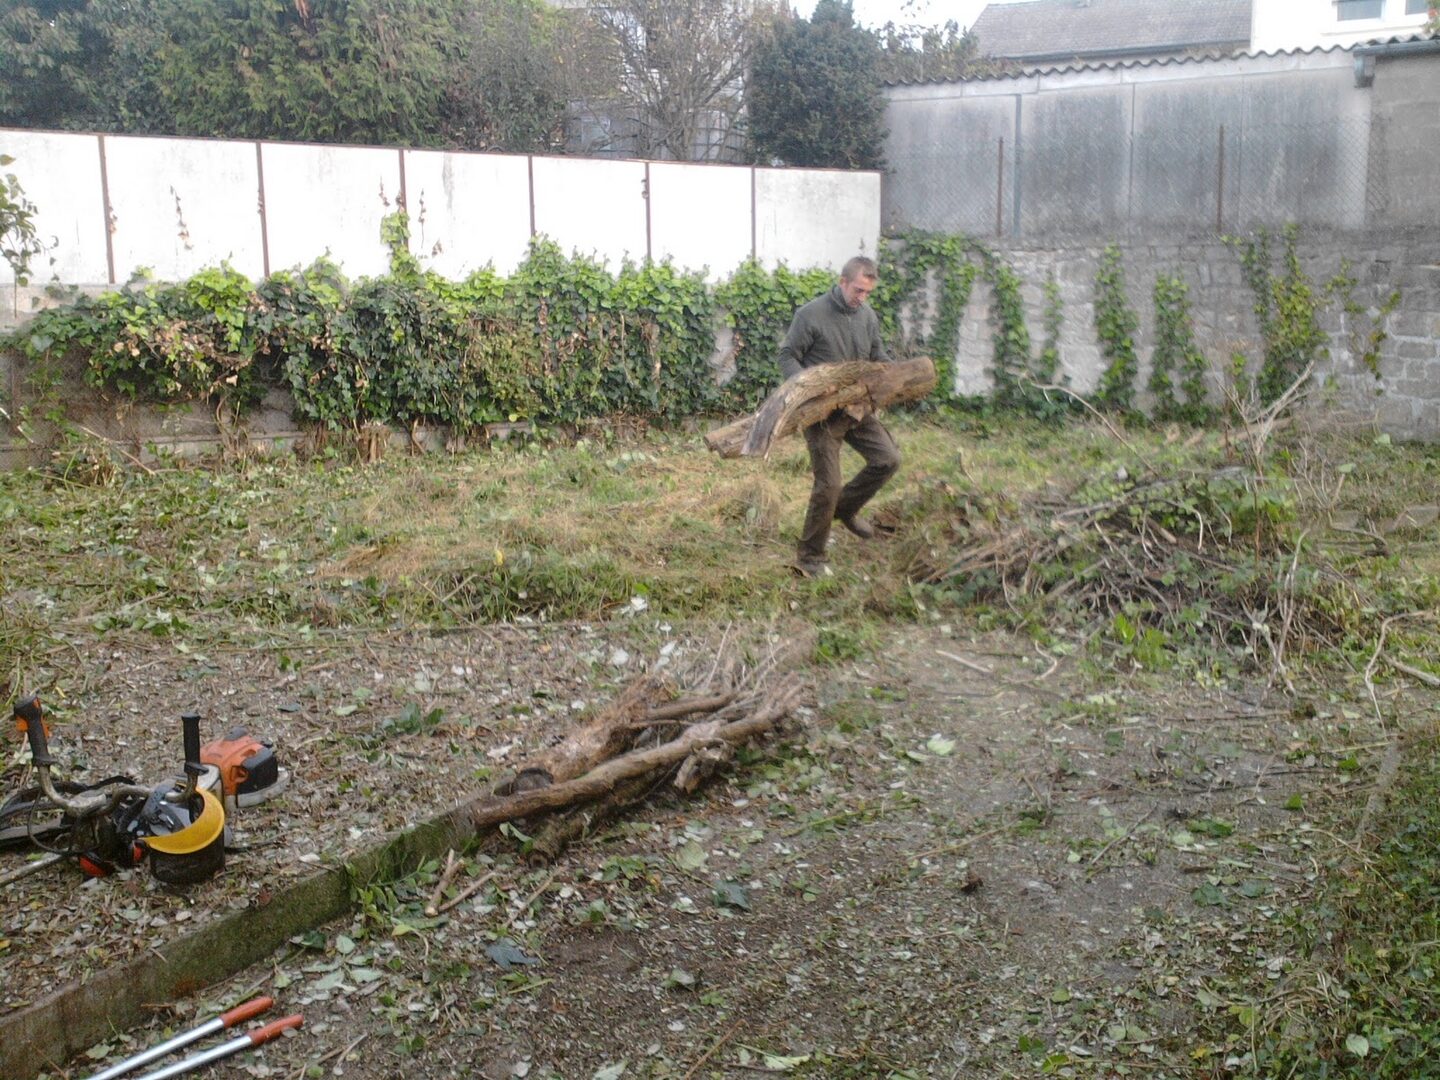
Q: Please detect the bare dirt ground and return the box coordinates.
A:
[14,617,1417,1080]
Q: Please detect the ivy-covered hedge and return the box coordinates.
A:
[714,260,835,411]
[7,227,765,433]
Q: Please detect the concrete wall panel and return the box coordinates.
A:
[883,93,1015,235]
[260,142,401,278]
[1,130,881,301]
[1019,87,1132,236]
[1366,54,1440,226]
[881,48,1400,238]
[531,156,647,266]
[1236,68,1370,229]
[105,136,264,282]
[405,150,532,277]
[1,129,108,284]
[1129,81,1244,230]
[754,168,881,271]
[647,162,752,279]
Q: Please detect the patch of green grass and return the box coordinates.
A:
[2,414,1436,696]
[1208,736,1440,1076]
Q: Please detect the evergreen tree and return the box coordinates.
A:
[442,0,579,153]
[155,0,463,147]
[0,0,172,132]
[748,0,885,169]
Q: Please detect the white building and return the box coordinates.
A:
[1251,0,1433,51]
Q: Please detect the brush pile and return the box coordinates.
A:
[458,650,810,867]
[896,465,1368,677]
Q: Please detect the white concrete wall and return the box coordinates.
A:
[0,128,881,302]
[648,162,752,276]
[107,136,265,282]
[261,142,402,279]
[754,168,883,271]
[2,130,108,284]
[1251,0,1431,51]
[405,150,532,278]
[531,156,648,267]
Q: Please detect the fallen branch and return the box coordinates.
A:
[524,774,659,867]
[642,692,736,723]
[1388,657,1440,688]
[435,870,497,916]
[462,678,804,835]
[505,870,558,930]
[0,853,64,889]
[705,357,935,459]
[683,1019,744,1080]
[1365,613,1425,726]
[423,849,461,917]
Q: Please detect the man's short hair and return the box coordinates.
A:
[841,255,878,282]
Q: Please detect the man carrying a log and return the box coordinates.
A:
[778,255,900,577]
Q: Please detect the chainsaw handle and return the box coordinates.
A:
[181,712,202,780]
[14,695,54,768]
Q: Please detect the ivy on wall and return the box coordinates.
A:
[873,231,976,401]
[875,231,1069,419]
[1227,224,1329,406]
[713,260,834,412]
[8,218,722,435]
[1149,273,1211,424]
[1092,244,1140,414]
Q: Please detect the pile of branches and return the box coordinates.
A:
[899,466,1365,679]
[453,652,808,869]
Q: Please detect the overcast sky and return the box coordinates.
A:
[808,0,1019,31]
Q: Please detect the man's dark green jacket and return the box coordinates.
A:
[777,285,892,379]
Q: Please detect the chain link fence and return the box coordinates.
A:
[886,115,1383,240]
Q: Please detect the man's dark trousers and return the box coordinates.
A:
[798,411,900,562]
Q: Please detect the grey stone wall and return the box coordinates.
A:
[931,226,1440,439]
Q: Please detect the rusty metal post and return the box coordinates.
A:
[97,134,116,285]
[643,161,652,262]
[255,143,271,279]
[527,155,537,237]
[996,136,1005,237]
[1216,124,1226,233]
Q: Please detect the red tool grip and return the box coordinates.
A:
[220,996,274,1028]
[247,1014,303,1046]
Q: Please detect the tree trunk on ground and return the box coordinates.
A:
[705,357,936,460]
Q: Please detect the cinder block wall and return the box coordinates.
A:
[929,227,1439,438]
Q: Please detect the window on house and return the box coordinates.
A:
[1337,0,1383,18]
[1405,0,1430,14]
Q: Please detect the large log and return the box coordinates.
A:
[705,357,936,459]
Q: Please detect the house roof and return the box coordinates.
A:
[971,0,1253,62]
[881,34,1438,87]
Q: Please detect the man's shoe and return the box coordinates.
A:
[791,557,831,579]
[839,515,876,540]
